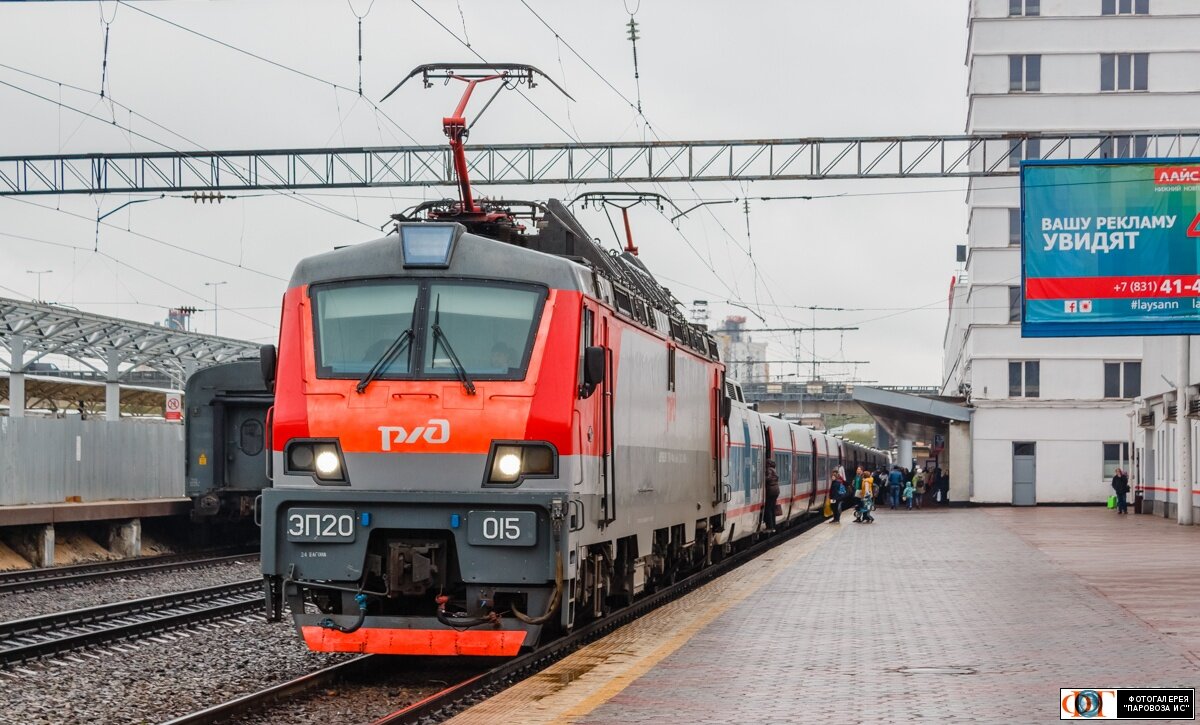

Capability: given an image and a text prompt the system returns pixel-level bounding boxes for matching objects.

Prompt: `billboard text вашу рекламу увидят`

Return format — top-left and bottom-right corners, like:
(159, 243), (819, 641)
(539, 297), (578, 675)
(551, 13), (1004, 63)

(1022, 158), (1200, 337)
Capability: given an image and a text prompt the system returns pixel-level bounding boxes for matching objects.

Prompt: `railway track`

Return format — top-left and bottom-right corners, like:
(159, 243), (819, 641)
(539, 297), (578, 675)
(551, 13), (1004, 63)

(0, 578), (262, 667)
(0, 549), (260, 595)
(164, 514), (825, 725)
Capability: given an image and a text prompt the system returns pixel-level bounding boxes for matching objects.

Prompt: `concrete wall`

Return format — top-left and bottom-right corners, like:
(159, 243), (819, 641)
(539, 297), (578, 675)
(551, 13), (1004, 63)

(0, 417), (183, 506)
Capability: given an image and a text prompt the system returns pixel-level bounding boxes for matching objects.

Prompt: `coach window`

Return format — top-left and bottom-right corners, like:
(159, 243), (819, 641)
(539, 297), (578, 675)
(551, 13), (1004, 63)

(1009, 360), (1040, 398)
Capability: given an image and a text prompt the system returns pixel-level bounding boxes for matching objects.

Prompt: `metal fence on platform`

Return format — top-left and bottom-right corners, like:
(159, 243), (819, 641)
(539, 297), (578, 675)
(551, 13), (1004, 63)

(0, 417), (183, 506)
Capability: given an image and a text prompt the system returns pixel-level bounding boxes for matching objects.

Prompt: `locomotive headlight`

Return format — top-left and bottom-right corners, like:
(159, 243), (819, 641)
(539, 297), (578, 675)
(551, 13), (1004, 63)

(315, 450), (341, 476)
(284, 439), (347, 484)
(486, 442), (557, 485)
(497, 453), (522, 477)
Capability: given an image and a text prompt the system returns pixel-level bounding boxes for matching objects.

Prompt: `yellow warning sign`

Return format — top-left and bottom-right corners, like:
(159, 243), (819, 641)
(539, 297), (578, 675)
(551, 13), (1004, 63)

(198, 453), (208, 466)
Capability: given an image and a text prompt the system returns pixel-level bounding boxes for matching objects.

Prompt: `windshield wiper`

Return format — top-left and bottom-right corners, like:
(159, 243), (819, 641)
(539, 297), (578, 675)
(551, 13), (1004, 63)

(430, 294), (477, 395)
(356, 296), (419, 394)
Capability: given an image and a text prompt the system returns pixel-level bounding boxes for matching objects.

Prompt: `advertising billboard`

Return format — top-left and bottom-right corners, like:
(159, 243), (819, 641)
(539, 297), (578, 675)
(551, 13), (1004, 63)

(1022, 158), (1200, 337)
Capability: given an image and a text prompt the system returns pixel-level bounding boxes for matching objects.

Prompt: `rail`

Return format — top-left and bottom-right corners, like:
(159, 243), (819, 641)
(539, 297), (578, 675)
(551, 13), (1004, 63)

(0, 578), (261, 667)
(0, 549), (259, 595)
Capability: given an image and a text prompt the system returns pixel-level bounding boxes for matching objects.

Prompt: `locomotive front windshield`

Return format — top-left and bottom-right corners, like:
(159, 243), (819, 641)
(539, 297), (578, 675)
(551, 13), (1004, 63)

(312, 279), (545, 380)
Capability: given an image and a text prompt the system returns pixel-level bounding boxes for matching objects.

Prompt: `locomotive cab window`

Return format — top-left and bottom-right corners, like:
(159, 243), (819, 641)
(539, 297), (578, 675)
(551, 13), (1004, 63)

(423, 283), (543, 378)
(313, 281), (420, 376)
(311, 279), (545, 381)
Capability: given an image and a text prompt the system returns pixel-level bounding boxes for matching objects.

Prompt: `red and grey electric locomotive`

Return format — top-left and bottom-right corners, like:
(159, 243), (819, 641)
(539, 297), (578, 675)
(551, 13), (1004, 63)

(258, 64), (885, 656)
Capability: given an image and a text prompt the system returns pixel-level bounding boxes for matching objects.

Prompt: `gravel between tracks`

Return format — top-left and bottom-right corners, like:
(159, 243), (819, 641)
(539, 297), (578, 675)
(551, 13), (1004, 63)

(0, 559), (261, 621)
(0, 616), (352, 725)
(228, 657), (485, 725)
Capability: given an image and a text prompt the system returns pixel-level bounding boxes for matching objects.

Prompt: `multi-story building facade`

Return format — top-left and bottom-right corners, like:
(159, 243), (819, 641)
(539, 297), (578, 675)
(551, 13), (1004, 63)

(943, 0), (1200, 503)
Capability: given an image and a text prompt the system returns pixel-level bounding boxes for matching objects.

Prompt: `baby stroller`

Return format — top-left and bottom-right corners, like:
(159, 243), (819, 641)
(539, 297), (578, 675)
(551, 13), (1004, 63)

(854, 493), (875, 523)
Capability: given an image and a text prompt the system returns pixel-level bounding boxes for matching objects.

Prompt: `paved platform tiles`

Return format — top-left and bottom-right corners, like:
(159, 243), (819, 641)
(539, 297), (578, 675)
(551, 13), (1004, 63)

(446, 507), (1200, 724)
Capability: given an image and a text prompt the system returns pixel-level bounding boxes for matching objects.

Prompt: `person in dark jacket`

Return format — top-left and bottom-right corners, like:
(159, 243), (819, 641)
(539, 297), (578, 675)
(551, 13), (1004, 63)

(887, 466), (903, 510)
(829, 470), (848, 523)
(1111, 468), (1130, 514)
(764, 459), (780, 532)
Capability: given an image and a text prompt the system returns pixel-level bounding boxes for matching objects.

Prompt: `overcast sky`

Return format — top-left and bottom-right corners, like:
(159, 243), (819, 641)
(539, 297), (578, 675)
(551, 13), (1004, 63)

(0, 0), (969, 386)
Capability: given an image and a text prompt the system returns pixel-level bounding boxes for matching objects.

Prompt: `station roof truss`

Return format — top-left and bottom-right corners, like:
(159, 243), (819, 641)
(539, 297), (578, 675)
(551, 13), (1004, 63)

(0, 297), (260, 388)
(3, 130), (1198, 195)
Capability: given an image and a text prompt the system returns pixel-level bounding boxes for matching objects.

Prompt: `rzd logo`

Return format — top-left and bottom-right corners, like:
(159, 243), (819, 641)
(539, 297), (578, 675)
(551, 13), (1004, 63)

(378, 419), (450, 450)
(1060, 689), (1116, 719)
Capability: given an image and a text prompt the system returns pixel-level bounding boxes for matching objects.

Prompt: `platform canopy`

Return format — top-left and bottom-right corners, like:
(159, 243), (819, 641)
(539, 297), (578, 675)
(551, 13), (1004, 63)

(852, 386), (971, 445)
(0, 296), (259, 389)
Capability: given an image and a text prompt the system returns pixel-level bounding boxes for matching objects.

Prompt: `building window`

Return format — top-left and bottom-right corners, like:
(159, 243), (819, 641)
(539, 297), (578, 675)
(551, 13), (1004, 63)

(1008, 286), (1022, 323)
(1009, 54), (1041, 92)
(1008, 208), (1021, 246)
(1102, 0), (1149, 14)
(1009, 360), (1040, 398)
(1009, 138), (1041, 168)
(1009, 0), (1040, 15)
(1100, 134), (1149, 158)
(1104, 361), (1141, 398)
(1103, 442), (1130, 479)
(1101, 53), (1148, 91)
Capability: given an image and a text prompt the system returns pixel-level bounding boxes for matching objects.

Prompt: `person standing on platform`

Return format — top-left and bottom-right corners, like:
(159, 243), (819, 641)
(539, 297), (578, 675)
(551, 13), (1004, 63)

(939, 469), (951, 506)
(855, 470), (875, 522)
(1112, 468), (1130, 515)
(829, 470), (848, 523)
(914, 468), (926, 509)
(764, 459), (780, 533)
(887, 466), (903, 510)
(903, 478), (916, 510)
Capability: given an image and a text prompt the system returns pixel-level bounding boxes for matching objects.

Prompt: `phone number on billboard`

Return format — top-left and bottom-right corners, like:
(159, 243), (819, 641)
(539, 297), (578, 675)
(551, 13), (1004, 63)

(1113, 278), (1200, 295)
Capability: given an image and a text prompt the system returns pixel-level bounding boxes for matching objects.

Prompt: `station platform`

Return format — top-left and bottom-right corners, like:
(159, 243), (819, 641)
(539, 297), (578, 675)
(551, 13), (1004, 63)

(0, 497), (188, 527)
(447, 507), (1200, 724)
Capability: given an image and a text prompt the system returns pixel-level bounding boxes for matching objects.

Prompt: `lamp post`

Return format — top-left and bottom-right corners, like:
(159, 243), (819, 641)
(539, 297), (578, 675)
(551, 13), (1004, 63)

(204, 281), (227, 336)
(26, 269), (51, 301)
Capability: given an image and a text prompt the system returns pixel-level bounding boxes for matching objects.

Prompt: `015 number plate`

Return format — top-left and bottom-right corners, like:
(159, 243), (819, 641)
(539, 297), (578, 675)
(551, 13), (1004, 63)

(286, 508), (356, 543)
(467, 510), (537, 547)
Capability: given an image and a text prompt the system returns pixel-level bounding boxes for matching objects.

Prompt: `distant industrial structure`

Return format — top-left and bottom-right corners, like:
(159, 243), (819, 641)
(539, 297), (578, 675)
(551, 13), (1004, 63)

(712, 316), (769, 384)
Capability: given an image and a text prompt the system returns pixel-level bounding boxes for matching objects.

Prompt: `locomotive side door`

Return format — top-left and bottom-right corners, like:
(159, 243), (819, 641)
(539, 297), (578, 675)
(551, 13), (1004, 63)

(599, 312), (616, 525)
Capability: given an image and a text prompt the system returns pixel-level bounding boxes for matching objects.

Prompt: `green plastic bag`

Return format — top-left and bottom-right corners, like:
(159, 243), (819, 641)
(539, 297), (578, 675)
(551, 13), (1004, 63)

(1107, 495), (1117, 509)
